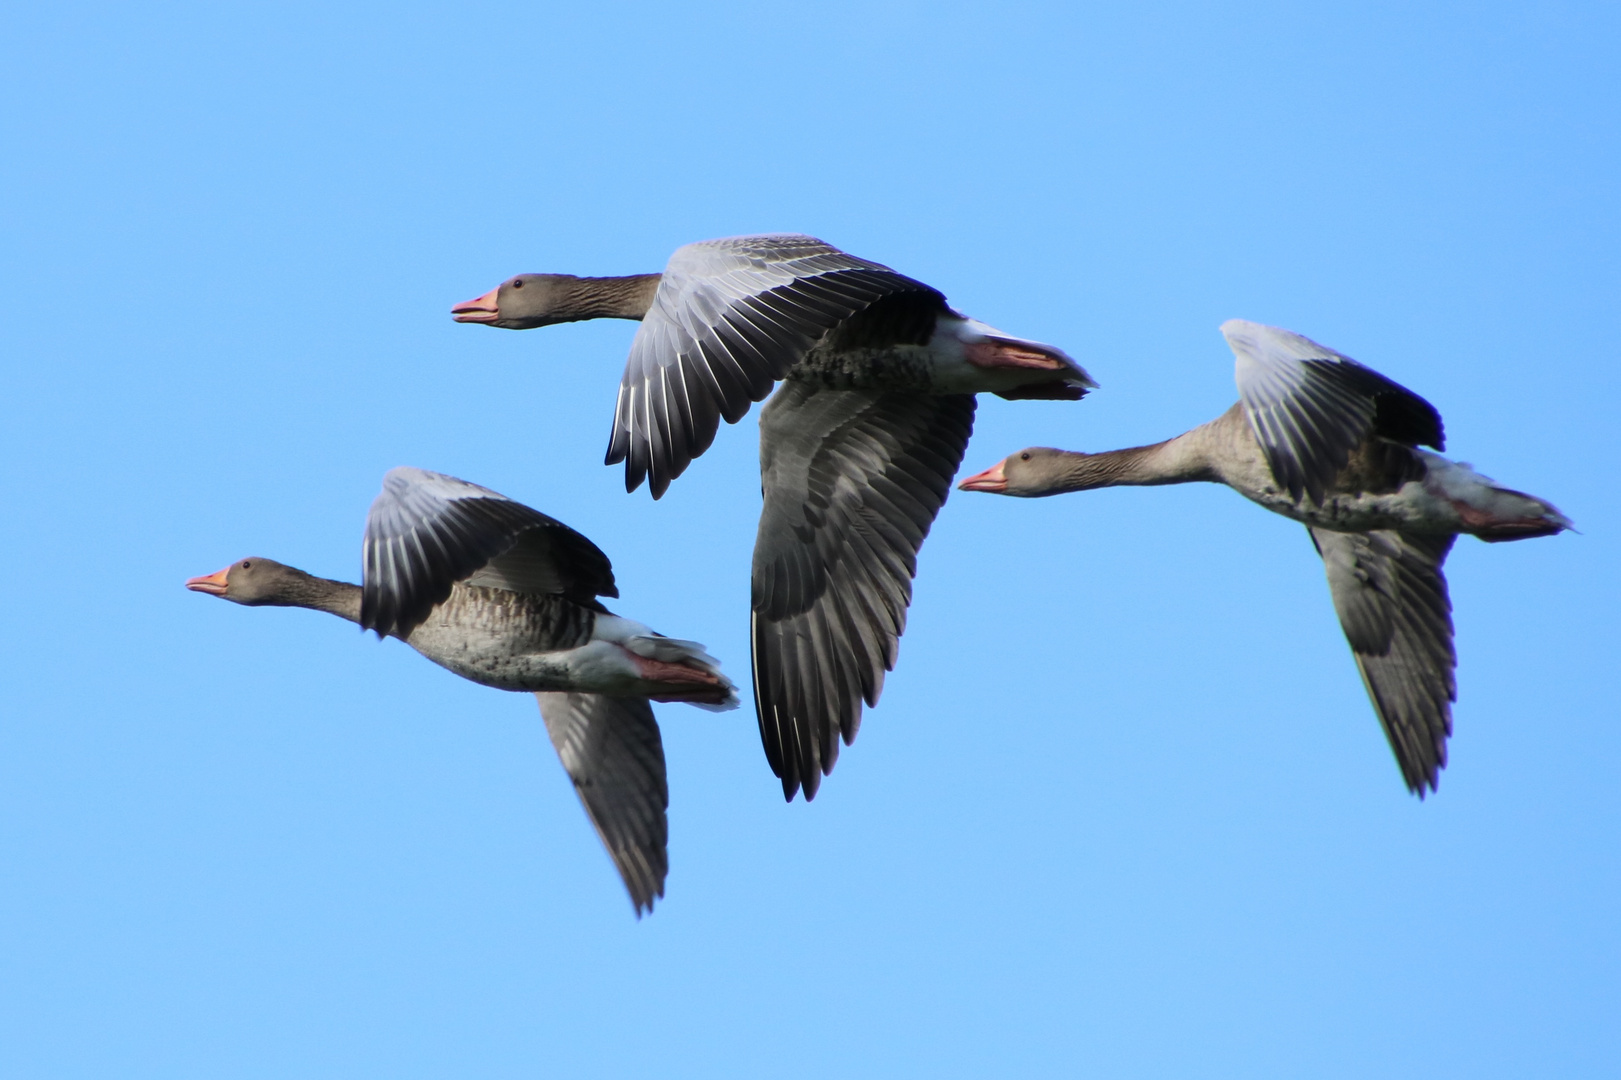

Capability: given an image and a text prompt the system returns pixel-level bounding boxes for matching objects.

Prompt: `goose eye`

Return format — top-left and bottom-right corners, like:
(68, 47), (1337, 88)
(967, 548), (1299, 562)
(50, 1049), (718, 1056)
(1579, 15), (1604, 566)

(511, 278), (523, 288)
(1020, 452), (1031, 461)
(241, 560), (252, 568)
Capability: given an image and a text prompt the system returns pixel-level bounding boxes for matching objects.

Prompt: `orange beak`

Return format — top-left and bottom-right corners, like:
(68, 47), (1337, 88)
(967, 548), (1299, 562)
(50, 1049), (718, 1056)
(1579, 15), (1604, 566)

(451, 286), (501, 323)
(185, 566), (231, 596)
(957, 460), (1008, 494)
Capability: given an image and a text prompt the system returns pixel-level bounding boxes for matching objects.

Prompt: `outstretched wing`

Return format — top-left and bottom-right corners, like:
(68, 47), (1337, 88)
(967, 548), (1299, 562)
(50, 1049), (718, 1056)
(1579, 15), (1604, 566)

(751, 381), (976, 801)
(609, 234), (947, 498)
(361, 467), (615, 638)
(1225, 320), (1443, 504)
(1309, 527), (1457, 795)
(534, 692), (668, 917)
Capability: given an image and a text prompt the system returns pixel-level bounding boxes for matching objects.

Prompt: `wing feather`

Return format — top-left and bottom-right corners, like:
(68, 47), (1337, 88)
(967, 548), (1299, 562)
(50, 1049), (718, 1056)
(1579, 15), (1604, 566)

(1309, 527), (1457, 794)
(608, 235), (947, 498)
(750, 383), (975, 800)
(1225, 320), (1443, 504)
(534, 692), (668, 916)
(361, 467), (616, 638)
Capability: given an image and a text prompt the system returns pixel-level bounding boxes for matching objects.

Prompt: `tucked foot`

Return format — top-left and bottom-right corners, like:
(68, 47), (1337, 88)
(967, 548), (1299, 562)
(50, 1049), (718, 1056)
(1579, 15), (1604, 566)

(624, 649), (735, 705)
(1452, 496), (1571, 542)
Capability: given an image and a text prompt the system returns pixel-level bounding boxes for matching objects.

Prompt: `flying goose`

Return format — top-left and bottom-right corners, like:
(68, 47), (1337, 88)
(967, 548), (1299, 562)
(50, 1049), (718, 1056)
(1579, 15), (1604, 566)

(187, 466), (738, 914)
(453, 234), (1095, 800)
(958, 319), (1570, 794)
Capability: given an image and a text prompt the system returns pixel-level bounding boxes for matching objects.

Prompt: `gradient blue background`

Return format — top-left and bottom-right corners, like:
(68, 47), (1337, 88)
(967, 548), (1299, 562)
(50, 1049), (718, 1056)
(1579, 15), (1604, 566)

(2, 2), (1616, 1076)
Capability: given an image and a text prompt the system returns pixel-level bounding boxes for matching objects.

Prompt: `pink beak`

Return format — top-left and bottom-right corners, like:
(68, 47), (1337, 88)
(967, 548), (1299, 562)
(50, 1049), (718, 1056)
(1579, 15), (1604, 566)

(451, 286), (501, 323)
(185, 566), (231, 596)
(957, 460), (1009, 494)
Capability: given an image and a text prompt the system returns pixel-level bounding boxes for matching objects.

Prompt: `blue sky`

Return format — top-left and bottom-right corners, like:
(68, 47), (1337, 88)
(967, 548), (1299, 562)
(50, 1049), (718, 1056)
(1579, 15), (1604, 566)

(2, 1), (1616, 1076)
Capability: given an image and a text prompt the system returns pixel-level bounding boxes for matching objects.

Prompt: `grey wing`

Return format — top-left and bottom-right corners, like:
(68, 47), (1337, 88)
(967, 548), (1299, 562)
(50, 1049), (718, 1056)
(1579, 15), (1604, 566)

(751, 382), (976, 801)
(1309, 527), (1457, 795)
(361, 466), (616, 638)
(1225, 319), (1444, 504)
(609, 234), (947, 498)
(534, 692), (668, 916)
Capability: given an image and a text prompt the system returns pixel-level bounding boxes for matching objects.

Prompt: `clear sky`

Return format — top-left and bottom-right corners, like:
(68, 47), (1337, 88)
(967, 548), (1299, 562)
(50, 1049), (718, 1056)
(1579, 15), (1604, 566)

(2, 2), (1617, 1076)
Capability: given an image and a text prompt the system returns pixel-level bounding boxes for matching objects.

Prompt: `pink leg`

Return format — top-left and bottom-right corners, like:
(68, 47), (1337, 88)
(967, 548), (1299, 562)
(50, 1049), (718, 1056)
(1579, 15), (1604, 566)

(622, 649), (732, 704)
(1454, 501), (1565, 542)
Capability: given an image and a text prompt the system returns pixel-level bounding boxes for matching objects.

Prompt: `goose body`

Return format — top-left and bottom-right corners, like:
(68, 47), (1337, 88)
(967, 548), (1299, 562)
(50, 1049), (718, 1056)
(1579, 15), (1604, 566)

(188, 467), (737, 914)
(455, 234), (1094, 801)
(1101, 401), (1563, 538)
(402, 587), (727, 702)
(959, 320), (1570, 794)
(452, 234), (1091, 495)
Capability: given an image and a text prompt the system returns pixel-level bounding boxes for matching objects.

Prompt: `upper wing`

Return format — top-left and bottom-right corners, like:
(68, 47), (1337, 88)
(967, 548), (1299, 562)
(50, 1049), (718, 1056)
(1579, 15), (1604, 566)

(1309, 527), (1457, 795)
(534, 692), (668, 917)
(751, 381), (976, 800)
(361, 467), (616, 639)
(608, 234), (947, 498)
(1224, 320), (1444, 504)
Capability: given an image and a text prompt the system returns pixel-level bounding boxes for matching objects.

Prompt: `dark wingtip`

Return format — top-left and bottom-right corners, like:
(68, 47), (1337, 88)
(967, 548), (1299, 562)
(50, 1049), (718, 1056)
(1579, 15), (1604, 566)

(1402, 760), (1440, 798)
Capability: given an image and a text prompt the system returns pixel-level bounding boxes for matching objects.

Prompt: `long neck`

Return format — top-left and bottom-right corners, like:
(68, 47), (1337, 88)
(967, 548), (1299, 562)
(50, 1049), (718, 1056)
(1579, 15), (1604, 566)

(271, 572), (363, 624)
(552, 274), (662, 321)
(1037, 432), (1218, 493)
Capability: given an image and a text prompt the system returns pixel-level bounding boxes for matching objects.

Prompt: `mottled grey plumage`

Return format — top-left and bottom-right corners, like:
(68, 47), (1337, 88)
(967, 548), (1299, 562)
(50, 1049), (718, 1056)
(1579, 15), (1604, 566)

(751, 382), (977, 800)
(609, 235), (946, 497)
(534, 692), (669, 916)
(407, 584), (599, 688)
(1310, 528), (1457, 792)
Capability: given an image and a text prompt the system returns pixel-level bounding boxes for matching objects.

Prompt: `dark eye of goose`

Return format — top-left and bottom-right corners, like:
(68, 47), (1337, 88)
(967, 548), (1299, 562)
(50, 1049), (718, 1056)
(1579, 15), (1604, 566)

(1020, 452), (1031, 461)
(241, 560), (252, 568)
(511, 278), (523, 288)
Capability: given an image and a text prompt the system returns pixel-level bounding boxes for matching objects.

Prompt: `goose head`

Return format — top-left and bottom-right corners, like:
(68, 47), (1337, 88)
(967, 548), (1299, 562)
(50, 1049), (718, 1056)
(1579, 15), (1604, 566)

(957, 448), (1082, 496)
(451, 274), (580, 329)
(186, 558), (316, 606)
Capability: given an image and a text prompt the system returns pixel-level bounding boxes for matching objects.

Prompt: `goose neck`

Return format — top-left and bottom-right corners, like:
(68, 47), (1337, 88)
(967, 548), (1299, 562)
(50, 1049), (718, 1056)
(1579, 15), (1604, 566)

(276, 573), (363, 624)
(553, 274), (662, 321)
(1045, 434), (1217, 492)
